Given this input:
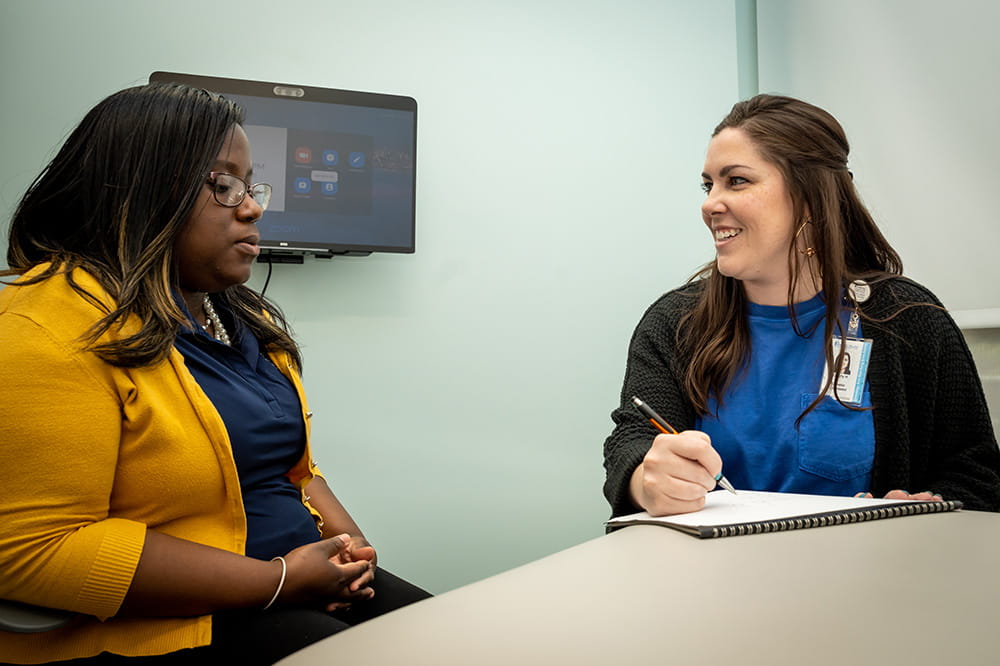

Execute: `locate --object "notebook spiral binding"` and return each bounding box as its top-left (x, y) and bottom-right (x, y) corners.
top-left (709, 499), bottom-right (963, 539)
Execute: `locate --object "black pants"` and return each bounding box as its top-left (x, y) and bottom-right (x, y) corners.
top-left (24, 567), bottom-right (431, 666)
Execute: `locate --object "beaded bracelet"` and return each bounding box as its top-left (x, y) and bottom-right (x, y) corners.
top-left (263, 556), bottom-right (286, 610)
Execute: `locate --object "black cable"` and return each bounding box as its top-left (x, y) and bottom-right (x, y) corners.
top-left (260, 256), bottom-right (274, 298)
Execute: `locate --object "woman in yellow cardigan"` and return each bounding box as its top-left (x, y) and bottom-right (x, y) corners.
top-left (0, 83), bottom-right (428, 664)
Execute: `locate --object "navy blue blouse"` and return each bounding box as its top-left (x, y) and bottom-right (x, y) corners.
top-left (174, 298), bottom-right (321, 560)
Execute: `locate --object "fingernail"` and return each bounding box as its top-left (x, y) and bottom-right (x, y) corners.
top-left (854, 492), bottom-right (867, 498)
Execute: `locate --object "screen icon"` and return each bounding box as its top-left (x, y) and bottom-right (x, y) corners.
top-left (322, 150), bottom-right (339, 166)
top-left (294, 177), bottom-right (312, 194)
top-left (321, 181), bottom-right (339, 195)
top-left (294, 147), bottom-right (313, 163)
top-left (349, 152), bottom-right (365, 168)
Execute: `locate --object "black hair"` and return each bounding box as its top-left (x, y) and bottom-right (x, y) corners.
top-left (5, 82), bottom-right (301, 369)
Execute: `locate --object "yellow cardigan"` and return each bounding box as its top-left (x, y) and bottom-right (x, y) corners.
top-left (0, 265), bottom-right (323, 663)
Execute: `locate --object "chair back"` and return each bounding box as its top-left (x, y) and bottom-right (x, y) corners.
top-left (0, 599), bottom-right (73, 633)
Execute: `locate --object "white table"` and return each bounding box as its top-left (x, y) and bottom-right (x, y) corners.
top-left (278, 510), bottom-right (1000, 665)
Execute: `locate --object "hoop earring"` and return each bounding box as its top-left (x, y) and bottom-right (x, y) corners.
top-left (794, 220), bottom-right (816, 257)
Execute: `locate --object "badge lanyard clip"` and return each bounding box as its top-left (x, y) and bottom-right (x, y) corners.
top-left (821, 281), bottom-right (872, 405)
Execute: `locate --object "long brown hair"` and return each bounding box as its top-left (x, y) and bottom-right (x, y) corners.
top-left (681, 94), bottom-right (902, 417)
top-left (4, 82), bottom-right (302, 370)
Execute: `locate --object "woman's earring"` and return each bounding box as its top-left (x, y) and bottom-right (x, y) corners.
top-left (794, 220), bottom-right (815, 257)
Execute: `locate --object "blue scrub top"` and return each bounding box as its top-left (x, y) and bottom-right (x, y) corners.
top-left (174, 297), bottom-right (321, 560)
top-left (696, 295), bottom-right (875, 496)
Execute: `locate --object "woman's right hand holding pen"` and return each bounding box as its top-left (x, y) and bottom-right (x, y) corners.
top-left (628, 430), bottom-right (724, 516)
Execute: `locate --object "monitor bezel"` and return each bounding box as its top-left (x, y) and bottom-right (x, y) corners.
top-left (149, 71), bottom-right (417, 258)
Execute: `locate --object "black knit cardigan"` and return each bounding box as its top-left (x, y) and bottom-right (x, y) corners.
top-left (603, 277), bottom-right (1000, 516)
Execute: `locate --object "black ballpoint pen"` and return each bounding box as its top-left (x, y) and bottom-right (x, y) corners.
top-left (631, 396), bottom-right (737, 495)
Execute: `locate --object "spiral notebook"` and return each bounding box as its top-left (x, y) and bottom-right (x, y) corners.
top-left (606, 490), bottom-right (963, 538)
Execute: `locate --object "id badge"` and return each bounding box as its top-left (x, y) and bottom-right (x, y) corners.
top-left (821, 337), bottom-right (872, 406)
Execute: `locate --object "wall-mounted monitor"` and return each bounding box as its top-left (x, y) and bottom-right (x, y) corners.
top-left (150, 71), bottom-right (416, 260)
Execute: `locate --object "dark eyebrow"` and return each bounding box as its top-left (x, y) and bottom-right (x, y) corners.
top-left (212, 160), bottom-right (253, 180)
top-left (702, 164), bottom-right (753, 180)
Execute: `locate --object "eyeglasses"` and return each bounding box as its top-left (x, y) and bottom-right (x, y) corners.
top-left (206, 172), bottom-right (272, 211)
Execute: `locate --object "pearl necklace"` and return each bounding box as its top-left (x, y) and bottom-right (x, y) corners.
top-left (202, 294), bottom-right (231, 346)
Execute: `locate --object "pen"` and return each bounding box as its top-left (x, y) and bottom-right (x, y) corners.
top-left (631, 396), bottom-right (737, 495)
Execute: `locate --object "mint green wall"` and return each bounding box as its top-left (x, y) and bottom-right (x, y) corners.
top-left (735, 0), bottom-right (759, 99)
top-left (0, 0), bottom-right (740, 592)
top-left (756, 0), bottom-right (1000, 318)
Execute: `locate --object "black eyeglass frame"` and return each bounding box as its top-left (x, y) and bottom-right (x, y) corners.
top-left (207, 171), bottom-right (273, 210)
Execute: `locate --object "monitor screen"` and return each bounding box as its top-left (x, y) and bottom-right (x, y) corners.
top-left (149, 71), bottom-right (416, 258)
